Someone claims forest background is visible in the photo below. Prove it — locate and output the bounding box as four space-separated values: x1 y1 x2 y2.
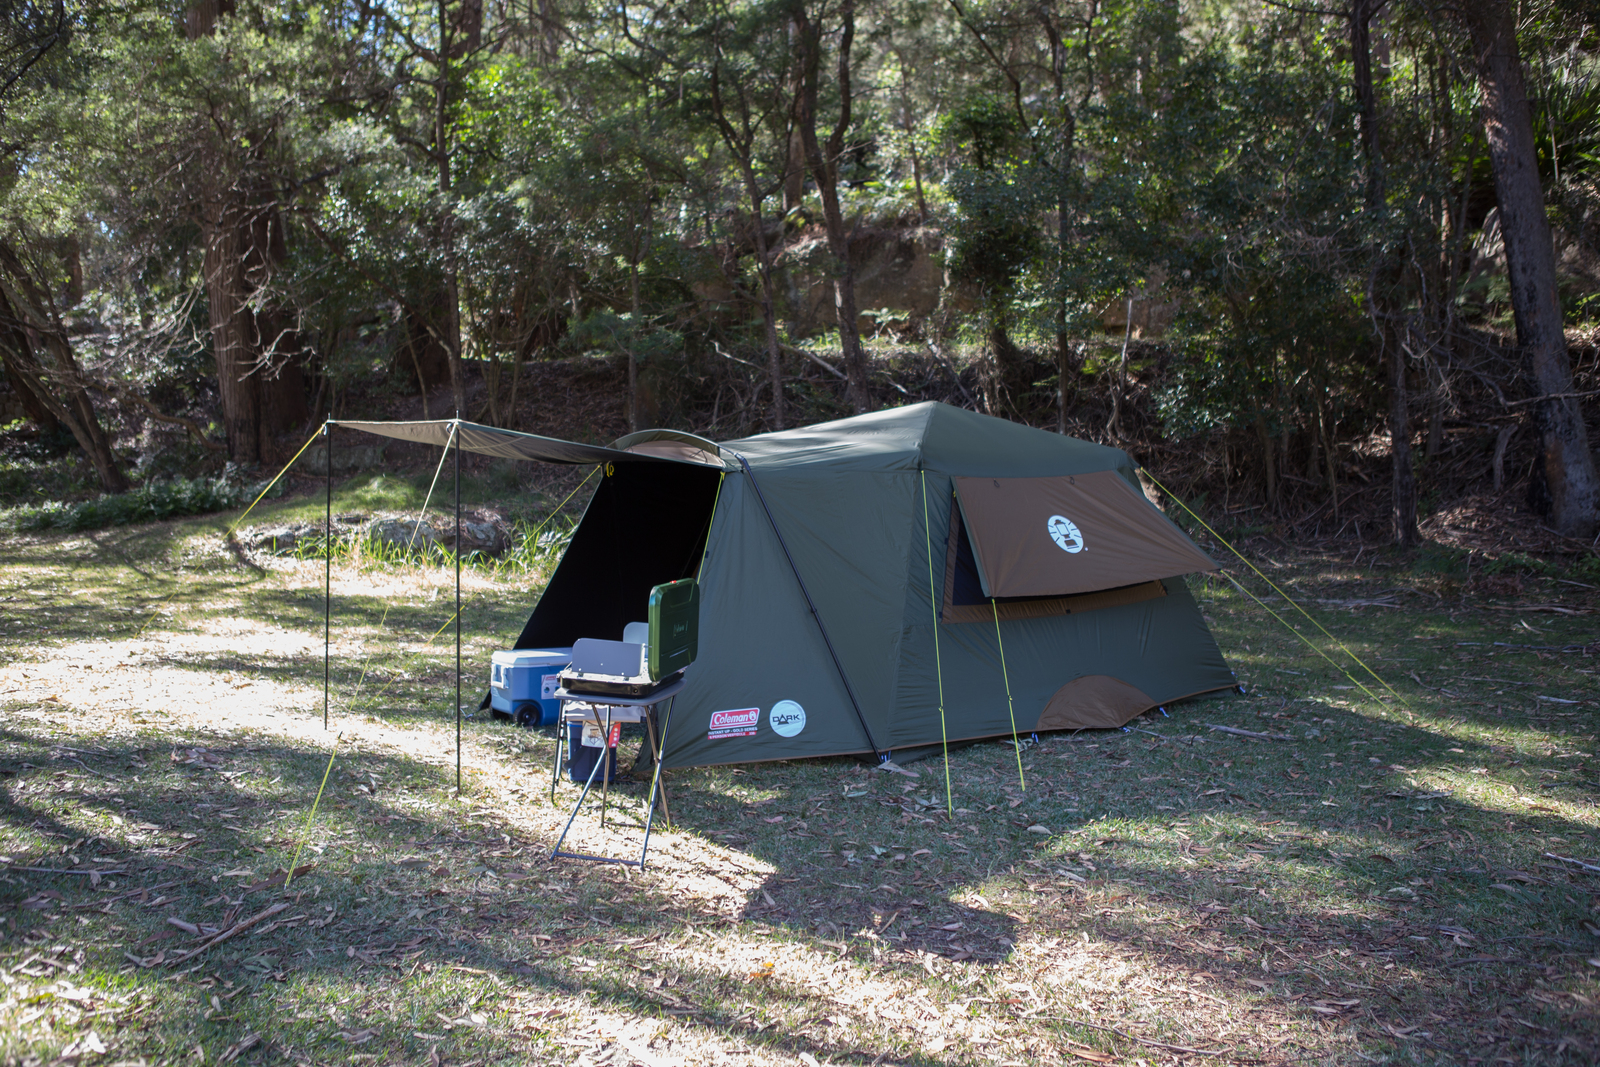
3 0 1600 556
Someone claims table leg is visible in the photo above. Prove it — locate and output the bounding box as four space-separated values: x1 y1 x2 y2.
550 722 608 860
599 707 614 828
549 707 565 807
639 694 677 868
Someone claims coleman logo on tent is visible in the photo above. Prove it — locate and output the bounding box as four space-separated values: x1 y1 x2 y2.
708 707 761 740
769 700 806 737
1047 514 1085 554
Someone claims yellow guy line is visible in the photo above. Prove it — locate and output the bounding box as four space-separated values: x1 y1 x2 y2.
225 426 324 540
1139 467 1415 715
349 462 605 712
345 425 458 709
286 732 342 888
991 599 1025 791
1218 571 1391 712
919 471 953 817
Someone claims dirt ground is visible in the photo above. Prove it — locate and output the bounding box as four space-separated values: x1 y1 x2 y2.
2 506 1598 1066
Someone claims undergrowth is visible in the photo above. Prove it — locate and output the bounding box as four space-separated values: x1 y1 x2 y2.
3 476 280 534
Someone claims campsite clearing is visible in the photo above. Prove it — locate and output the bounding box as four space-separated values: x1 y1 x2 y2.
1 497 1597 1066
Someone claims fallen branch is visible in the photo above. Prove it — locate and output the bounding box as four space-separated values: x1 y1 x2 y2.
712 341 762 371
66 880 181 909
1204 724 1294 741
923 337 975 403
1544 852 1600 875
780 341 847 381
3 865 126 876
1127 726 1190 747
162 902 289 966
1504 387 1600 407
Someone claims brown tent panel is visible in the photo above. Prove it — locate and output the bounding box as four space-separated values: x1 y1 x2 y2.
1036 675 1159 731
953 471 1217 598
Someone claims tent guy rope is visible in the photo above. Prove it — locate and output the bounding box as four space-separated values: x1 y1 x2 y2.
991 598 1026 791
1139 467 1417 715
919 469 954 817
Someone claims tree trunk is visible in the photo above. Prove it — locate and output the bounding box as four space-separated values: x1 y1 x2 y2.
708 64 788 430
2 340 59 432
1388 340 1419 544
1462 2 1600 537
793 0 871 414
1351 0 1418 545
1253 410 1277 512
201 203 260 463
438 0 467 418
0 248 127 492
188 0 306 464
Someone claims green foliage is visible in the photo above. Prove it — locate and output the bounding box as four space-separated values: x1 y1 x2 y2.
1483 551 1562 577
1569 553 1600 583
6 476 263 533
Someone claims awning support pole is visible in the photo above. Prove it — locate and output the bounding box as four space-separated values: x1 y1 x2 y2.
732 452 885 760
324 421 332 732
454 416 462 794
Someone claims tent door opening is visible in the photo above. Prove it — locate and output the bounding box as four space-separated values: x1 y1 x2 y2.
512 460 722 650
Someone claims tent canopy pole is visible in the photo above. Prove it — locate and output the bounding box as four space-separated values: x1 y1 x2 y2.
324 420 332 731
454 417 462 794
732 452 885 760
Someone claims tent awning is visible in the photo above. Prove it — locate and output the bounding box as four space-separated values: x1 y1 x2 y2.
953 472 1217 597
332 420 719 467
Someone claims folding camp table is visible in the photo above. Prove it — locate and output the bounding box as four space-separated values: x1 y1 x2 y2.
546 675 684 869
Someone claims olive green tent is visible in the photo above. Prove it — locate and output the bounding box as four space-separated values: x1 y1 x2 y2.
504 401 1235 769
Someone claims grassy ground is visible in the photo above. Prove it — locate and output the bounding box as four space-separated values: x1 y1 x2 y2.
1 481 1598 1066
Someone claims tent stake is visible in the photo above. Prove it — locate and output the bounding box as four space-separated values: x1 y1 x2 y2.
732 452 885 760
324 420 332 732
455 417 462 794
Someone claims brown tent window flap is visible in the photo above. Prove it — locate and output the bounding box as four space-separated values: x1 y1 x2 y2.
940 499 1169 623
938 472 1216 624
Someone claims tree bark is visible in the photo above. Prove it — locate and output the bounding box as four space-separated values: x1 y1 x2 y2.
188 0 306 464
1387 340 1418 544
709 65 787 429
0 244 127 492
1350 0 1418 545
1461 2 1599 537
793 0 870 414
437 0 467 418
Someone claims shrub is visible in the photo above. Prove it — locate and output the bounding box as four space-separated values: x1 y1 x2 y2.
6 476 262 533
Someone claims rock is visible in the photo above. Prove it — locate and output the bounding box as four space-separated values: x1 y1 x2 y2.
366 518 438 552
436 520 509 555
459 521 507 555
249 523 318 554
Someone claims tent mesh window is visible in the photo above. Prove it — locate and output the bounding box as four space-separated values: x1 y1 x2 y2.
939 500 1168 624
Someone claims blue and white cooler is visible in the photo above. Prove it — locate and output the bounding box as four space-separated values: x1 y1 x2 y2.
489 648 572 728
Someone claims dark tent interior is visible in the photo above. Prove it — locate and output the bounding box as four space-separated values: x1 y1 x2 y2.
511 460 722 650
